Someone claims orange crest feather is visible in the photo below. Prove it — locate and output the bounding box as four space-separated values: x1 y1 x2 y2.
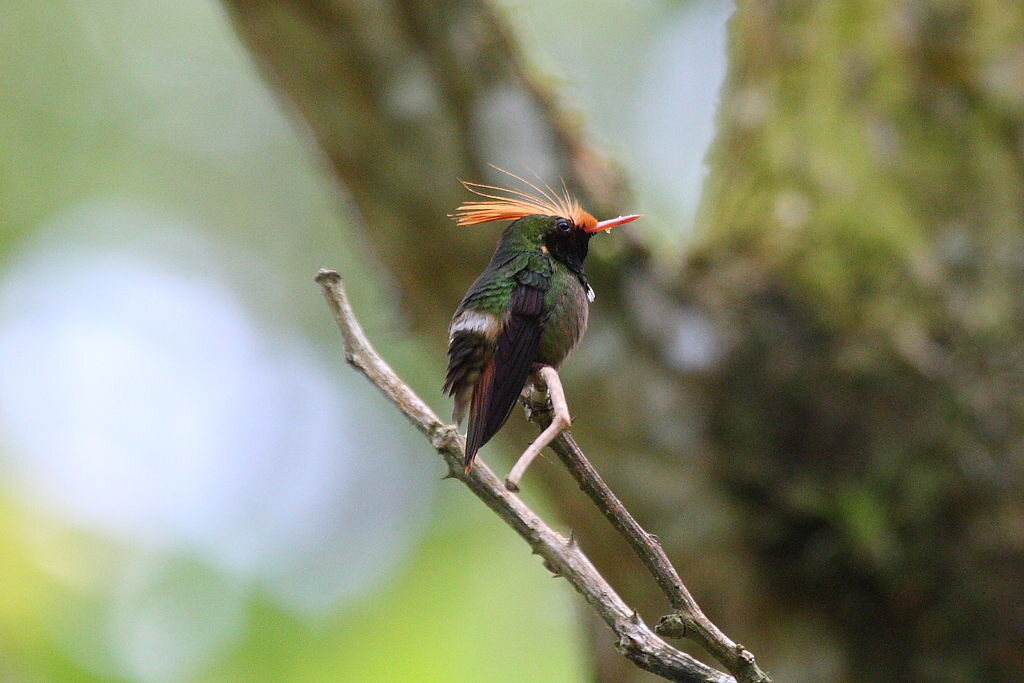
450 167 597 231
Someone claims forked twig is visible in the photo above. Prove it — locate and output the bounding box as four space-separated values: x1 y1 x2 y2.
505 366 571 491
524 395 770 683
315 269 744 683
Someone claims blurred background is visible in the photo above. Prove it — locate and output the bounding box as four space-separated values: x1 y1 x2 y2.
3 0 1023 681
0 0 725 680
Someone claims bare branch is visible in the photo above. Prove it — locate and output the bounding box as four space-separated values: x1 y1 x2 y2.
315 269 733 683
524 394 770 683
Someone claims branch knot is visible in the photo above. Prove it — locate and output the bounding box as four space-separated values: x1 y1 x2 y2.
656 613 692 639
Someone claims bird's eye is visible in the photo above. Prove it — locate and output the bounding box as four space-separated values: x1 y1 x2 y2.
556 218 572 233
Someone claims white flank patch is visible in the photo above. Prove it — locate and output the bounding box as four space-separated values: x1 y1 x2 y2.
449 310 499 341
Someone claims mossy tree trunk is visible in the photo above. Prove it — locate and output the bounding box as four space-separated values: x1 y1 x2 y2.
684 1 1024 679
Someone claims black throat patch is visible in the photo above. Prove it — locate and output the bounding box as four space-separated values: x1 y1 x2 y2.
545 230 593 299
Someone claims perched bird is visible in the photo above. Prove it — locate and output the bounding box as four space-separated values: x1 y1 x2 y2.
443 170 639 488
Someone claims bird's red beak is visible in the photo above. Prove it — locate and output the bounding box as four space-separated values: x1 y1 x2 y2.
587 214 641 233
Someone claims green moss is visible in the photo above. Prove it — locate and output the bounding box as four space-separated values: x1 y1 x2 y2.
689 0 1024 678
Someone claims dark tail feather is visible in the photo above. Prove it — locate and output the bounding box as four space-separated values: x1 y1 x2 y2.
463 360 494 473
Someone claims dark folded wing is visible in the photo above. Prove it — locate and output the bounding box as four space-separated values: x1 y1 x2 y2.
464 284 546 467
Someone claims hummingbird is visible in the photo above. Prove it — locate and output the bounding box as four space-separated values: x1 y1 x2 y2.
443 170 639 489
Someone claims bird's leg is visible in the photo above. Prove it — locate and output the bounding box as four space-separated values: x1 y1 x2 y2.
505 365 571 492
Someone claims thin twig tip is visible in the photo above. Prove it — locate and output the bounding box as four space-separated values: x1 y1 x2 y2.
315 268 341 285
